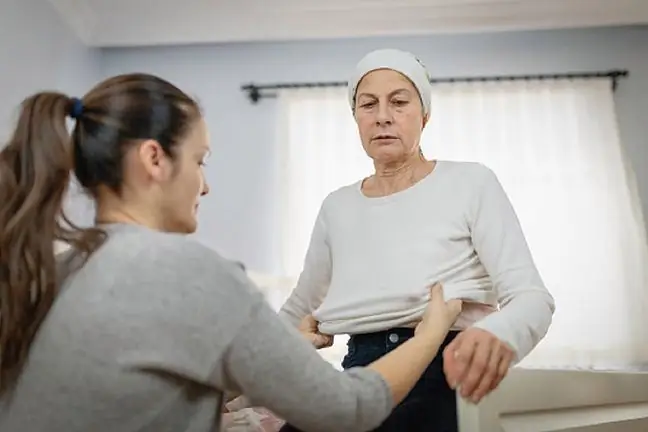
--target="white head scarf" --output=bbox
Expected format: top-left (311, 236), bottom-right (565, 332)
top-left (348, 48), bottom-right (432, 116)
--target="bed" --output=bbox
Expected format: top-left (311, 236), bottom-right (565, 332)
top-left (457, 367), bottom-right (648, 431)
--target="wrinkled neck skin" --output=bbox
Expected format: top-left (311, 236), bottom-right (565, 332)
top-left (366, 151), bottom-right (435, 197)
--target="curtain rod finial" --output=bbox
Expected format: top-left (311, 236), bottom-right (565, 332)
top-left (244, 85), bottom-right (261, 104)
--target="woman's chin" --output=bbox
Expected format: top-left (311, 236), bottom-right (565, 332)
top-left (371, 149), bottom-right (408, 164)
top-left (170, 215), bottom-right (198, 235)
top-left (184, 218), bottom-right (198, 234)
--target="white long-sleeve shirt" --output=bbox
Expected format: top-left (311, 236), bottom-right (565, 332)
top-left (279, 161), bottom-right (555, 363)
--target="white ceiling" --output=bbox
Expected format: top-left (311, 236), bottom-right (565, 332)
top-left (49, 0), bottom-right (648, 48)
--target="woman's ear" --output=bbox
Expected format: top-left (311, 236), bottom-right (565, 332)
top-left (137, 139), bottom-right (171, 182)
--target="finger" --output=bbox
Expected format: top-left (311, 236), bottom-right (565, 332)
top-left (323, 335), bottom-right (334, 347)
top-left (443, 346), bottom-right (455, 387)
top-left (488, 348), bottom-right (514, 393)
top-left (443, 336), bottom-right (462, 387)
top-left (445, 333), bottom-right (461, 353)
top-left (458, 340), bottom-right (492, 399)
top-left (306, 334), bottom-right (319, 346)
top-left (299, 315), bottom-right (316, 330)
top-left (447, 299), bottom-right (463, 313)
top-left (450, 335), bottom-right (479, 389)
top-left (317, 334), bottom-right (330, 347)
top-left (429, 282), bottom-right (443, 301)
top-left (469, 343), bottom-right (502, 403)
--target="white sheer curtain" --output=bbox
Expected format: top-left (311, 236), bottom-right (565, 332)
top-left (273, 78), bottom-right (648, 370)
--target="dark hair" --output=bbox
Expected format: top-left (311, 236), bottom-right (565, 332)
top-left (0, 73), bottom-right (201, 393)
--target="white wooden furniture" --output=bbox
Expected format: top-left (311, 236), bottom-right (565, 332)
top-left (457, 367), bottom-right (648, 431)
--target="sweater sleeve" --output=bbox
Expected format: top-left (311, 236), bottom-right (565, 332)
top-left (147, 237), bottom-right (392, 431)
top-left (220, 288), bottom-right (393, 432)
top-left (107, 233), bottom-right (391, 431)
top-left (278, 203), bottom-right (333, 327)
top-left (468, 166), bottom-right (556, 363)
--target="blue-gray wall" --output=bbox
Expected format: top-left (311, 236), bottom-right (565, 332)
top-left (0, 0), bottom-right (99, 137)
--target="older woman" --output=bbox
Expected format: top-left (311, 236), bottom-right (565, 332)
top-left (278, 49), bottom-right (556, 432)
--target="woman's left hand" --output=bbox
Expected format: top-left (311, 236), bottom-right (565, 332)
top-left (442, 327), bottom-right (514, 404)
top-left (298, 315), bottom-right (334, 349)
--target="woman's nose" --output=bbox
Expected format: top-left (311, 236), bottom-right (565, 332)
top-left (375, 102), bottom-right (393, 125)
top-left (201, 179), bottom-right (210, 196)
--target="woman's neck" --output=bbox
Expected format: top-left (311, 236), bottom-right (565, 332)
top-left (364, 154), bottom-right (435, 197)
top-left (94, 194), bottom-right (162, 231)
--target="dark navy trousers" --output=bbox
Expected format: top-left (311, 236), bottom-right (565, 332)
top-left (280, 328), bottom-right (459, 431)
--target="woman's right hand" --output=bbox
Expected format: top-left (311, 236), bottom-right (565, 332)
top-left (415, 283), bottom-right (463, 337)
top-left (298, 314), bottom-right (334, 349)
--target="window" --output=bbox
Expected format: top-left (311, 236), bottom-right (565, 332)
top-left (272, 78), bottom-right (648, 370)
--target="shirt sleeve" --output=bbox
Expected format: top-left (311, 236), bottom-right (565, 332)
top-left (467, 165), bottom-right (556, 363)
top-left (278, 203), bottom-right (333, 327)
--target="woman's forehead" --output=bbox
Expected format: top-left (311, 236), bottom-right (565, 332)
top-left (356, 69), bottom-right (418, 96)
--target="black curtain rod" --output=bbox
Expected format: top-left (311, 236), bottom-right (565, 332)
top-left (241, 69), bottom-right (628, 104)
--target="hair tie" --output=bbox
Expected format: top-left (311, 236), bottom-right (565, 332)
top-left (69, 97), bottom-right (84, 119)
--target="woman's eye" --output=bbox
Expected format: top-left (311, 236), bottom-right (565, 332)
top-left (392, 100), bottom-right (408, 106)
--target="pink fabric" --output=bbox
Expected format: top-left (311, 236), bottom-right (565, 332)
top-left (222, 405), bottom-right (285, 432)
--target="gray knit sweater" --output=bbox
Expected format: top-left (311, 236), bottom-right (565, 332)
top-left (0, 223), bottom-right (391, 432)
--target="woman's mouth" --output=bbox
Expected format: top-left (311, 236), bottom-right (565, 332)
top-left (372, 134), bottom-right (398, 142)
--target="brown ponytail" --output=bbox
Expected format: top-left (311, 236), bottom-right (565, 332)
top-left (0, 93), bottom-right (103, 392)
